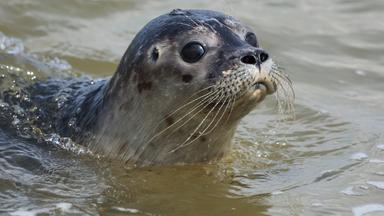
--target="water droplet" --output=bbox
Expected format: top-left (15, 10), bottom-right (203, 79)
top-left (68, 118), bottom-right (77, 127)
top-left (12, 116), bottom-right (20, 126)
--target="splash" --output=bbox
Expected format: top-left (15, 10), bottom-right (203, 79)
top-left (0, 32), bottom-right (24, 54)
top-left (0, 32), bottom-right (95, 157)
top-left (0, 32), bottom-right (72, 76)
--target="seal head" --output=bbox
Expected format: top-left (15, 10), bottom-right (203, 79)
top-left (76, 9), bottom-right (288, 165)
top-left (41, 9), bottom-right (291, 166)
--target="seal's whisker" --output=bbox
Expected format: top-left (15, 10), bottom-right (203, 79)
top-left (170, 93), bottom-right (226, 153)
top-left (272, 70), bottom-right (293, 89)
top-left (144, 89), bottom-right (220, 145)
top-left (202, 96), bottom-right (231, 135)
top-left (272, 75), bottom-right (290, 100)
top-left (271, 63), bottom-right (292, 81)
top-left (174, 105), bottom-right (227, 152)
top-left (272, 64), bottom-right (287, 73)
top-left (272, 76), bottom-right (290, 102)
top-left (271, 74), bottom-right (295, 116)
top-left (270, 69), bottom-right (295, 99)
top-left (270, 68), bottom-right (293, 86)
top-left (224, 96), bottom-right (236, 123)
top-left (188, 85), bottom-right (215, 98)
top-left (277, 78), bottom-right (295, 105)
top-left (167, 92), bottom-right (222, 136)
top-left (200, 94), bottom-right (228, 135)
top-left (162, 86), bottom-right (215, 121)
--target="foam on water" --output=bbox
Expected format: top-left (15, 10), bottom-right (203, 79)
top-left (341, 186), bottom-right (362, 196)
top-left (0, 32), bottom-right (72, 74)
top-left (10, 202), bottom-right (75, 216)
top-left (369, 159), bottom-right (384, 163)
top-left (45, 57), bottom-right (72, 71)
top-left (350, 152), bottom-right (368, 160)
top-left (367, 181), bottom-right (384, 190)
top-left (43, 133), bottom-right (98, 156)
top-left (0, 32), bottom-right (24, 54)
top-left (271, 190), bottom-right (284, 195)
top-left (112, 207), bottom-right (140, 214)
top-left (353, 204), bottom-right (384, 216)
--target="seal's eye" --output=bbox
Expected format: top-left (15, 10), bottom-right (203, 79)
top-left (181, 42), bottom-right (205, 63)
top-left (245, 32), bottom-right (258, 47)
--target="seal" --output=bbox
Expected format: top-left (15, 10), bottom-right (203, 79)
top-left (0, 9), bottom-right (293, 166)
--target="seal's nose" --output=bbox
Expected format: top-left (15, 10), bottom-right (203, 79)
top-left (240, 49), bottom-right (269, 65)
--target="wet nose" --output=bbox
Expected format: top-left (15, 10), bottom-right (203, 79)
top-left (240, 49), bottom-right (269, 65)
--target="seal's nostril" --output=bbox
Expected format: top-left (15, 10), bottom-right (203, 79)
top-left (241, 55), bottom-right (257, 65)
top-left (259, 51), bottom-right (269, 63)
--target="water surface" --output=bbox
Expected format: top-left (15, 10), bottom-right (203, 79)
top-left (1, 0), bottom-right (384, 215)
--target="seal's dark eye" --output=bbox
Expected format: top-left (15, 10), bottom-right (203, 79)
top-left (245, 32), bottom-right (258, 47)
top-left (181, 42), bottom-right (205, 63)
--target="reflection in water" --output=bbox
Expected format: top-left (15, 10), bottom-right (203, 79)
top-left (1, 0), bottom-right (384, 215)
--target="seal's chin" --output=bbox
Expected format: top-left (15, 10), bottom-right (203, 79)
top-left (254, 79), bottom-right (276, 95)
top-left (240, 83), bottom-right (267, 104)
top-left (244, 79), bottom-right (276, 102)
top-left (249, 82), bottom-right (268, 100)
top-left (226, 78), bottom-right (276, 115)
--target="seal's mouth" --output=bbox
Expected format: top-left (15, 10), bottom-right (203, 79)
top-left (236, 80), bottom-right (272, 105)
top-left (252, 80), bottom-right (276, 95)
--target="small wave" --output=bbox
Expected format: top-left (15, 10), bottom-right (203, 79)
top-left (9, 202), bottom-right (85, 216)
top-left (111, 207), bottom-right (140, 214)
top-left (340, 186), bottom-right (362, 196)
top-left (0, 32), bottom-right (97, 157)
top-left (353, 204), bottom-right (384, 216)
top-left (0, 32), bottom-right (72, 75)
top-left (0, 32), bottom-right (24, 54)
top-left (43, 133), bottom-right (99, 157)
top-left (367, 181), bottom-right (384, 190)
top-left (350, 152), bottom-right (368, 160)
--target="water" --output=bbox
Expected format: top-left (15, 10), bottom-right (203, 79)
top-left (1, 0), bottom-right (384, 215)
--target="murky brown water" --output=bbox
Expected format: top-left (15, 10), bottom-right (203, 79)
top-left (1, 0), bottom-right (384, 215)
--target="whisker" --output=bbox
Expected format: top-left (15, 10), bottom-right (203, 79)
top-left (201, 96), bottom-right (231, 135)
top-left (270, 69), bottom-right (295, 99)
top-left (144, 89), bottom-right (219, 145)
top-left (169, 92), bottom-right (226, 153)
top-left (271, 74), bottom-right (295, 117)
top-left (224, 96), bottom-right (236, 123)
top-left (167, 91), bottom-right (222, 136)
top-left (162, 85), bottom-right (215, 120)
top-left (199, 96), bottom-right (228, 135)
top-left (271, 69), bottom-right (293, 86)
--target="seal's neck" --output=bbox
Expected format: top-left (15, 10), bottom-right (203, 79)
top-left (77, 78), bottom-right (240, 166)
